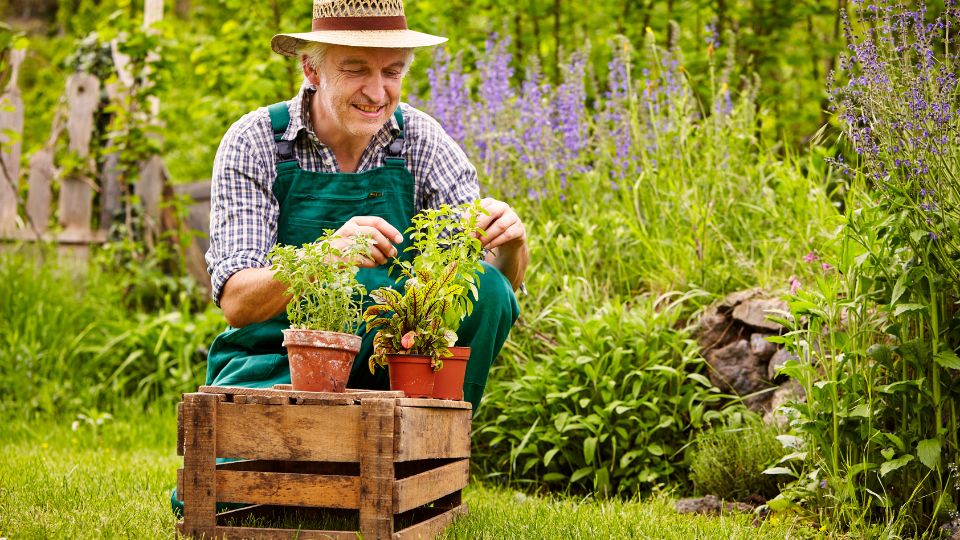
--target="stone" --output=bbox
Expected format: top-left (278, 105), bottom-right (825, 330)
top-left (705, 339), bottom-right (768, 396)
top-left (716, 289), bottom-right (763, 314)
top-left (749, 333), bottom-right (778, 360)
top-left (763, 380), bottom-right (805, 427)
top-left (732, 298), bottom-right (789, 332)
top-left (695, 306), bottom-right (738, 354)
top-left (674, 495), bottom-right (756, 515)
top-left (767, 348), bottom-right (798, 382)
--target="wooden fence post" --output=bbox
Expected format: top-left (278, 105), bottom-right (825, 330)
top-left (0, 49), bottom-right (25, 234)
top-left (58, 73), bottom-right (99, 240)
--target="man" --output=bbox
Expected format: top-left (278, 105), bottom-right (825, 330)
top-left (202, 0), bottom-right (528, 410)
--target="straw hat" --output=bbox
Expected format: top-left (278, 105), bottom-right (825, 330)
top-left (271, 0), bottom-right (447, 56)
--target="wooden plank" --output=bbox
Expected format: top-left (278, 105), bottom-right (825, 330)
top-left (394, 408), bottom-right (471, 462)
top-left (217, 403), bottom-right (362, 462)
top-left (59, 73), bottom-right (99, 233)
top-left (216, 470), bottom-right (360, 509)
top-left (0, 48), bottom-right (24, 233)
top-left (175, 468), bottom-right (182, 500)
top-left (98, 152), bottom-right (121, 232)
top-left (393, 504), bottom-right (467, 540)
top-left (393, 460), bottom-right (469, 513)
top-left (213, 526), bottom-right (359, 540)
top-left (181, 392), bottom-right (218, 538)
top-left (359, 399), bottom-right (397, 539)
top-left (176, 401), bottom-right (184, 456)
top-left (201, 385), bottom-right (402, 404)
top-left (396, 398), bottom-right (471, 410)
top-left (25, 149), bottom-right (53, 235)
top-left (136, 155), bottom-right (164, 232)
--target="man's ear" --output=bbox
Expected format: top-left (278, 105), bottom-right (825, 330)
top-left (302, 55), bottom-right (320, 85)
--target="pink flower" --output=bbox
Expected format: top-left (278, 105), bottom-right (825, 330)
top-left (821, 263), bottom-right (832, 271)
top-left (789, 275), bottom-right (801, 294)
top-left (401, 331), bottom-right (416, 350)
top-left (803, 251), bottom-right (819, 263)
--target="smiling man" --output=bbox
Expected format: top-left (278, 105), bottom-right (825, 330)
top-left (202, 0), bottom-right (527, 409)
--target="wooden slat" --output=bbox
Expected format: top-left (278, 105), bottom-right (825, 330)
top-left (201, 385), bottom-right (402, 405)
top-left (393, 460), bottom-right (469, 513)
top-left (25, 149), bottom-right (53, 235)
top-left (393, 504), bottom-right (467, 540)
top-left (396, 398), bottom-right (471, 410)
top-left (359, 399), bottom-right (396, 538)
top-left (59, 73), bottom-right (99, 234)
top-left (214, 526), bottom-right (359, 540)
top-left (176, 401), bottom-right (184, 456)
top-left (217, 470), bottom-right (360, 509)
top-left (217, 403), bottom-right (362, 462)
top-left (394, 408), bottom-right (471, 462)
top-left (175, 468), bottom-right (182, 500)
top-left (181, 392), bottom-right (218, 538)
top-left (0, 48), bottom-right (24, 233)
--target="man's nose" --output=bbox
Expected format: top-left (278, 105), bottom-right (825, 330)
top-left (362, 74), bottom-right (387, 103)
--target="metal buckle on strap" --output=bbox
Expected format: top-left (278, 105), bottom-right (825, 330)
top-left (386, 138), bottom-right (404, 157)
top-left (277, 140), bottom-right (296, 162)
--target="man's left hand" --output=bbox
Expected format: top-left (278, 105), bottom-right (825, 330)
top-left (477, 197), bottom-right (526, 251)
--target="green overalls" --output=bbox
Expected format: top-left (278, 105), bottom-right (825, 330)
top-left (171, 103), bottom-right (520, 516)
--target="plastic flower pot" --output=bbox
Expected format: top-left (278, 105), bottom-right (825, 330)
top-left (387, 354), bottom-right (437, 398)
top-left (432, 346), bottom-right (470, 400)
top-left (282, 329), bottom-right (362, 392)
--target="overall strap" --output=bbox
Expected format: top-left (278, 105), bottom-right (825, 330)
top-left (385, 108), bottom-right (405, 167)
top-left (267, 102), bottom-right (296, 164)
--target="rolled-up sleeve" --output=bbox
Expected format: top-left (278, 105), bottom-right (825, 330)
top-left (205, 118), bottom-right (278, 306)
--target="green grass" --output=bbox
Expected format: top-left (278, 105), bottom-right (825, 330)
top-left (0, 411), bottom-right (818, 539)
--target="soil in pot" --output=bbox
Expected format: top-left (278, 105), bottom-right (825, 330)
top-left (433, 346), bottom-right (470, 400)
top-left (387, 354), bottom-right (437, 398)
top-left (283, 329), bottom-right (362, 392)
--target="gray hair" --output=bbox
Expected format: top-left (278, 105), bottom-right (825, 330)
top-left (298, 42), bottom-right (415, 76)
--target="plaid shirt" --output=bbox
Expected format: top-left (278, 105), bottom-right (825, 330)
top-left (205, 82), bottom-right (480, 305)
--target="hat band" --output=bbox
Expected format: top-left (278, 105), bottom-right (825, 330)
top-left (312, 15), bottom-right (408, 31)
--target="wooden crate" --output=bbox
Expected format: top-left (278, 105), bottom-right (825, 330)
top-left (175, 385), bottom-right (472, 539)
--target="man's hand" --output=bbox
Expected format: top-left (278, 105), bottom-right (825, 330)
top-left (476, 198), bottom-right (528, 290)
top-left (476, 197), bottom-right (526, 251)
top-left (333, 216), bottom-right (403, 267)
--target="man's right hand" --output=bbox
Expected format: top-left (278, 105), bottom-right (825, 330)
top-left (332, 216), bottom-right (403, 267)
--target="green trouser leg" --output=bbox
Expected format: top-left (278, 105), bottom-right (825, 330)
top-left (348, 262), bottom-right (520, 411)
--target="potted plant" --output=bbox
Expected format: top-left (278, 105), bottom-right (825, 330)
top-left (363, 202), bottom-right (486, 399)
top-left (269, 231), bottom-right (370, 392)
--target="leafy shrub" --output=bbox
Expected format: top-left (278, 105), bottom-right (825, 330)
top-left (690, 416), bottom-right (786, 501)
top-left (473, 289), bottom-right (730, 496)
top-left (0, 246), bottom-right (224, 417)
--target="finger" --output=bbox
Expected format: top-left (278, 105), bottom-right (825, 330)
top-left (358, 226), bottom-right (398, 259)
top-left (476, 200), bottom-right (507, 233)
top-left (352, 216), bottom-right (403, 244)
top-left (480, 212), bottom-right (519, 247)
top-left (485, 221), bottom-right (526, 250)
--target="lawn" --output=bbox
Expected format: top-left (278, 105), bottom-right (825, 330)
top-left (0, 410), bottom-right (816, 539)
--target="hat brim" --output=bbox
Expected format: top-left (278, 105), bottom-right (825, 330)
top-left (272, 30), bottom-right (447, 56)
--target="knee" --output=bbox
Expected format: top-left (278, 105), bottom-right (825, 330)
top-left (476, 262), bottom-right (520, 324)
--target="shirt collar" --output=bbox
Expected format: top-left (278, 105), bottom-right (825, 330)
top-left (285, 80), bottom-right (402, 146)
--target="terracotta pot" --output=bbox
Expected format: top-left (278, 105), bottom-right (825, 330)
top-left (433, 346), bottom-right (470, 400)
top-left (386, 354), bottom-right (436, 398)
top-left (282, 329), bottom-right (362, 392)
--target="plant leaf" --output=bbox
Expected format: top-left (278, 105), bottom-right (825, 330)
top-left (917, 439), bottom-right (941, 470)
top-left (934, 350), bottom-right (960, 370)
top-left (880, 454), bottom-right (914, 477)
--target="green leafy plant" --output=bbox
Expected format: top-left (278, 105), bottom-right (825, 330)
top-left (364, 202), bottom-right (486, 371)
top-left (268, 231), bottom-right (369, 333)
top-left (690, 415), bottom-right (787, 501)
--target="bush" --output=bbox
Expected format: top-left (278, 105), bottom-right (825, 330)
top-left (473, 289), bottom-right (730, 496)
top-left (690, 416), bottom-right (786, 501)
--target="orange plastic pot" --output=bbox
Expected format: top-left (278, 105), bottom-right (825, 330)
top-left (387, 354), bottom-right (436, 398)
top-left (433, 346), bottom-right (470, 400)
top-left (282, 329), bottom-right (361, 392)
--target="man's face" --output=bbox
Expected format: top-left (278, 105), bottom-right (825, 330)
top-left (309, 45), bottom-right (408, 141)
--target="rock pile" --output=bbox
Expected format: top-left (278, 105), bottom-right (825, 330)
top-left (695, 289), bottom-right (803, 422)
